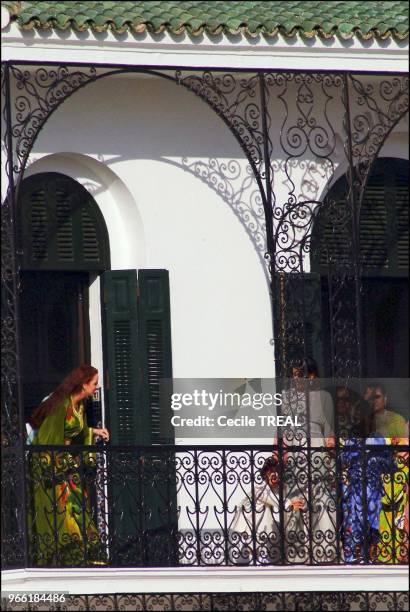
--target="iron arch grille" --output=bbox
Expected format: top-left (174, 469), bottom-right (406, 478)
top-left (1, 62), bottom-right (409, 570)
top-left (18, 172), bottom-right (111, 271)
top-left (273, 157), bottom-right (409, 380)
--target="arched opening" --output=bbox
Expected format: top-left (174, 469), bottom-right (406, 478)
top-left (311, 157), bottom-right (409, 378)
top-left (18, 171), bottom-right (111, 422)
top-left (18, 171), bottom-right (178, 566)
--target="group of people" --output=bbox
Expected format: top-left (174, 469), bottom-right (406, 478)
top-left (26, 362), bottom-right (408, 566)
top-left (337, 382), bottom-right (408, 564)
top-left (232, 359), bottom-right (409, 565)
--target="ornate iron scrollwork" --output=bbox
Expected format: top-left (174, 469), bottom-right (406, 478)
top-left (1, 62), bottom-right (408, 571)
top-left (10, 65), bottom-right (98, 181)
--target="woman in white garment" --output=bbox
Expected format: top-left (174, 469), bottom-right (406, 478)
top-left (281, 358), bottom-right (338, 564)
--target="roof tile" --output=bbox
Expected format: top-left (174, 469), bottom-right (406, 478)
top-left (3, 1), bottom-right (409, 41)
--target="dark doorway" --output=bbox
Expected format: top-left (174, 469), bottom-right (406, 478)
top-left (316, 277), bottom-right (409, 379)
top-left (308, 157), bottom-right (409, 379)
top-left (20, 271), bottom-right (90, 423)
top-left (362, 278), bottom-right (409, 378)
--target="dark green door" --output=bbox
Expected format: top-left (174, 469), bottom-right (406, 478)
top-left (102, 269), bottom-right (177, 566)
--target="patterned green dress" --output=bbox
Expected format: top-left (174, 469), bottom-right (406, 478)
top-left (377, 437), bottom-right (409, 564)
top-left (28, 397), bottom-right (105, 566)
top-left (374, 412), bottom-right (408, 564)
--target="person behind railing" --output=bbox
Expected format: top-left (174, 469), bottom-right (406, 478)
top-left (231, 455), bottom-right (305, 564)
top-left (281, 357), bottom-right (337, 563)
top-left (339, 391), bottom-right (393, 563)
top-left (364, 383), bottom-right (407, 439)
top-left (363, 383), bottom-right (409, 564)
top-left (334, 386), bottom-right (369, 439)
top-left (27, 365), bottom-right (109, 566)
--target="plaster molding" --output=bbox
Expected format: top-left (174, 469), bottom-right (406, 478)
top-left (2, 566), bottom-right (408, 594)
top-left (2, 22), bottom-right (408, 72)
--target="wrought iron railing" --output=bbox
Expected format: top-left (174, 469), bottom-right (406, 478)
top-left (2, 63), bottom-right (408, 574)
top-left (2, 592), bottom-right (410, 612)
top-left (21, 443), bottom-right (408, 568)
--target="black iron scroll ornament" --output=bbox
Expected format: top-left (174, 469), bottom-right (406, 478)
top-left (1, 63), bottom-right (102, 568)
top-left (1, 62), bottom-right (408, 570)
top-left (2, 63), bottom-right (27, 568)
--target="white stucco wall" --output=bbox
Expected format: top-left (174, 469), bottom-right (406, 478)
top-left (23, 74), bottom-right (275, 380)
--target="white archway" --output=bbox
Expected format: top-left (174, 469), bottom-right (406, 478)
top-left (24, 152), bottom-right (146, 270)
top-left (23, 153), bottom-right (146, 419)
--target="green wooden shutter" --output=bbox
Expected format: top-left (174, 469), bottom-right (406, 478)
top-left (102, 269), bottom-right (177, 564)
top-left (312, 158), bottom-right (409, 276)
top-left (396, 173), bottom-right (409, 273)
top-left (102, 269), bottom-right (174, 444)
top-left (360, 167), bottom-right (389, 272)
top-left (138, 270), bottom-right (177, 561)
top-left (138, 270), bottom-right (173, 445)
top-left (102, 270), bottom-right (143, 565)
top-left (19, 172), bottom-right (110, 271)
top-left (102, 270), bottom-right (141, 445)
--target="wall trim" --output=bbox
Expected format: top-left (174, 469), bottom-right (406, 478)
top-left (2, 23), bottom-right (408, 72)
top-left (2, 566), bottom-right (408, 595)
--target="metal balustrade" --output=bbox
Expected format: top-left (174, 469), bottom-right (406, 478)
top-left (19, 442), bottom-right (409, 568)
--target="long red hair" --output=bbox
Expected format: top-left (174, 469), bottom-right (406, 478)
top-left (29, 365), bottom-right (98, 429)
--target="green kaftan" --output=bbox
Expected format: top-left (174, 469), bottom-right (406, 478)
top-left (28, 397), bottom-right (105, 566)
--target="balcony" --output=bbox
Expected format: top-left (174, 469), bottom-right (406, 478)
top-left (7, 442), bottom-right (407, 569)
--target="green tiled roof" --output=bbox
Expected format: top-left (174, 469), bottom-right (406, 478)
top-left (3, 1), bottom-right (409, 40)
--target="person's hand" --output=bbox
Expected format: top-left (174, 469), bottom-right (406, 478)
top-left (93, 427), bottom-right (109, 442)
top-left (290, 499), bottom-right (305, 511)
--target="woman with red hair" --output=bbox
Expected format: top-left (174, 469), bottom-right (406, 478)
top-left (28, 365), bottom-right (109, 566)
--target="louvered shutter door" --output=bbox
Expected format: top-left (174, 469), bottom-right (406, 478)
top-left (28, 185), bottom-right (48, 264)
top-left (102, 269), bottom-right (174, 444)
top-left (360, 169), bottom-right (388, 271)
top-left (313, 159), bottom-right (408, 276)
top-left (102, 270), bottom-right (144, 564)
top-left (359, 159), bottom-right (409, 274)
top-left (102, 270), bottom-right (141, 445)
top-left (103, 269), bottom-right (177, 563)
top-left (137, 270), bottom-right (177, 549)
top-left (138, 270), bottom-right (173, 445)
top-left (396, 176), bottom-right (409, 273)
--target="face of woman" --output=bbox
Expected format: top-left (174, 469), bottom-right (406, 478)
top-left (370, 387), bottom-right (387, 414)
top-left (82, 373), bottom-right (99, 397)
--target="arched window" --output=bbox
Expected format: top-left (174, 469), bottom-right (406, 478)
top-left (311, 157), bottom-right (409, 377)
top-left (18, 172), bottom-right (111, 416)
top-left (19, 172), bottom-right (177, 564)
top-left (19, 172), bottom-right (110, 271)
top-left (312, 158), bottom-right (408, 276)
